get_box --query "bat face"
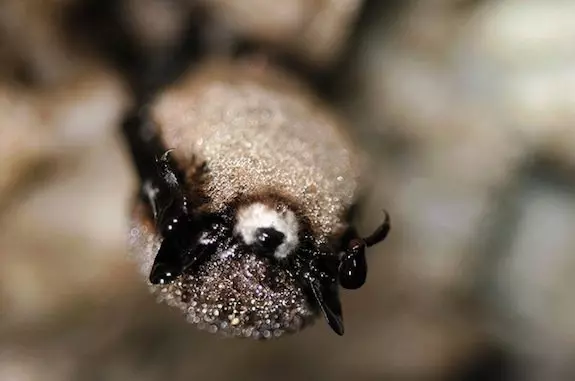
[123,60,390,339]
[128,198,318,339]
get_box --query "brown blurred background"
[1,1,575,380]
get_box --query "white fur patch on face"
[234,203,299,259]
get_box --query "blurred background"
[1,0,575,380]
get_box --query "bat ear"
[309,275,344,336]
[149,237,182,285]
[149,215,196,285]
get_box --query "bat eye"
[254,227,285,254]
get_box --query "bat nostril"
[254,227,285,253]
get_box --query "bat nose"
[254,227,285,253]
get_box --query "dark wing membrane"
[122,109,191,284]
[294,253,344,336]
[121,109,167,187]
[309,275,344,335]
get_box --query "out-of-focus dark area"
[1,0,575,380]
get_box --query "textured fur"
[151,60,363,243]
